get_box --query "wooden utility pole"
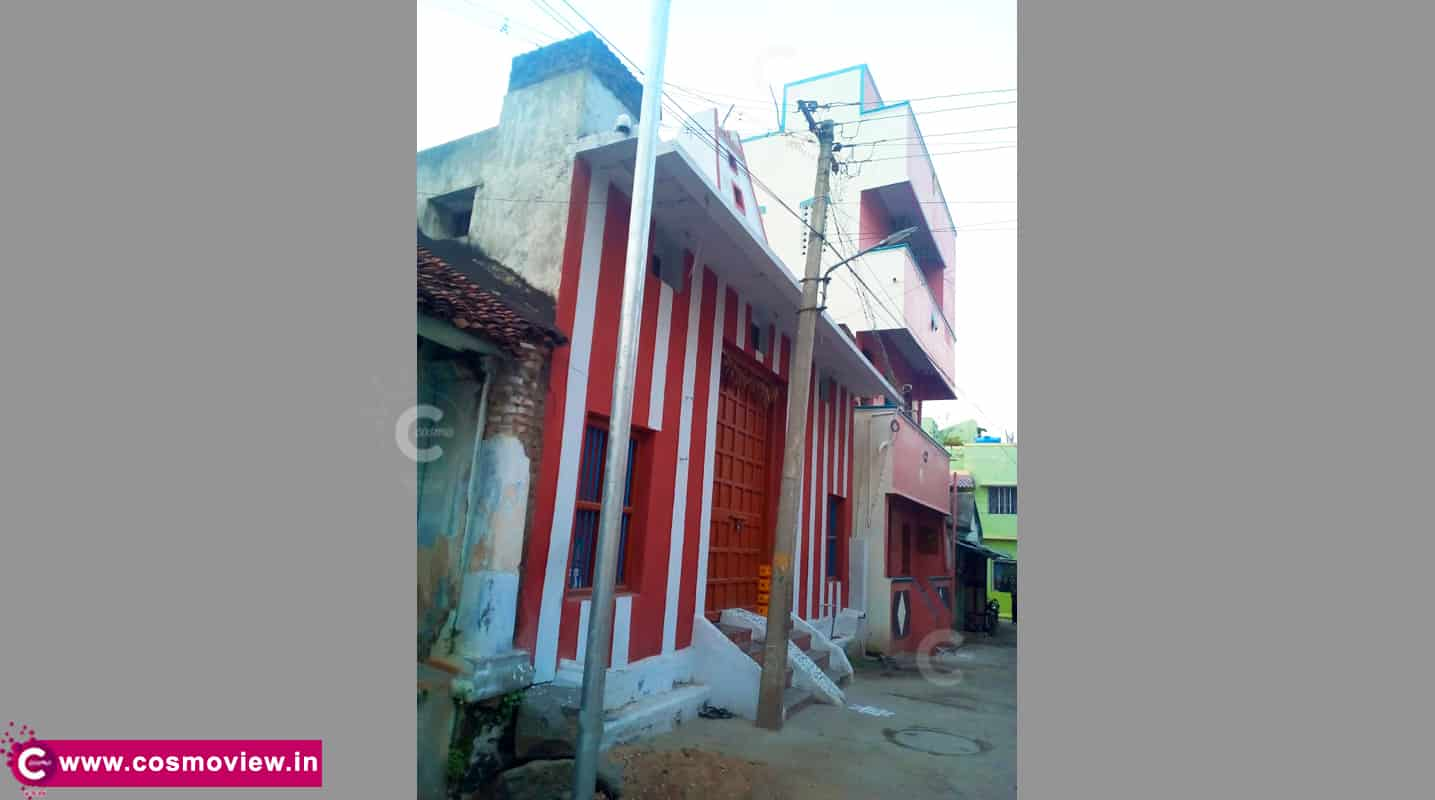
[756,100,833,730]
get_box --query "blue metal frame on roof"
[776,64,872,133]
[741,63,961,238]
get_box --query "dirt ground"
[605,744,788,800]
[611,623,1018,800]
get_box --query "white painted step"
[599,684,711,749]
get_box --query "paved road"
[638,623,1017,799]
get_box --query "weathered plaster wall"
[417,343,486,661]
[417,333,554,667]
[415,128,495,240]
[416,36,639,301]
[453,342,553,661]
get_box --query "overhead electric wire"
[833,99,1017,126]
[530,0,582,36]
[842,125,1017,145]
[843,144,1016,164]
[461,0,568,42]
[432,1,1017,434]
[823,87,1016,107]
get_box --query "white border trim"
[533,171,607,682]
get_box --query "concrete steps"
[782,686,816,718]
[717,620,837,718]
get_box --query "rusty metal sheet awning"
[957,540,1013,562]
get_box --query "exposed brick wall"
[483,340,553,538]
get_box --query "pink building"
[745,65,962,653]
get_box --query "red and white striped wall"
[514,158,858,682]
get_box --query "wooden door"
[706,353,777,618]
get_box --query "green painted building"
[949,432,1017,619]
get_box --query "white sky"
[417,0,1016,436]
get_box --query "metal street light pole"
[571,0,672,796]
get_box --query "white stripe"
[692,277,727,619]
[661,259,705,653]
[534,172,607,682]
[647,283,674,430]
[838,396,849,496]
[576,599,592,664]
[611,595,632,667]
[773,332,783,375]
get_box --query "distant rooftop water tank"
[974,436,1002,443]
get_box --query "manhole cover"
[883,727,987,756]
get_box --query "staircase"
[716,623,833,717]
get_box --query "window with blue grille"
[568,421,639,590]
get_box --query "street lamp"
[819,226,919,308]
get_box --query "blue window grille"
[569,423,638,589]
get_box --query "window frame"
[987,485,1017,516]
[566,417,644,593]
[826,495,843,585]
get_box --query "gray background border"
[1,2,413,797]
[1023,1,1430,796]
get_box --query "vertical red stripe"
[766,323,777,370]
[554,184,636,664]
[838,384,843,496]
[675,267,720,649]
[827,388,837,495]
[815,378,830,617]
[516,159,591,657]
[842,407,854,609]
[779,335,792,382]
[722,286,739,346]
[627,252,695,662]
[799,370,816,619]
[844,389,855,606]
[586,185,633,420]
[848,388,855,497]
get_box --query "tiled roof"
[418,245,564,353]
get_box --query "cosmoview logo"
[14,741,53,787]
[15,744,53,784]
[396,404,450,463]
